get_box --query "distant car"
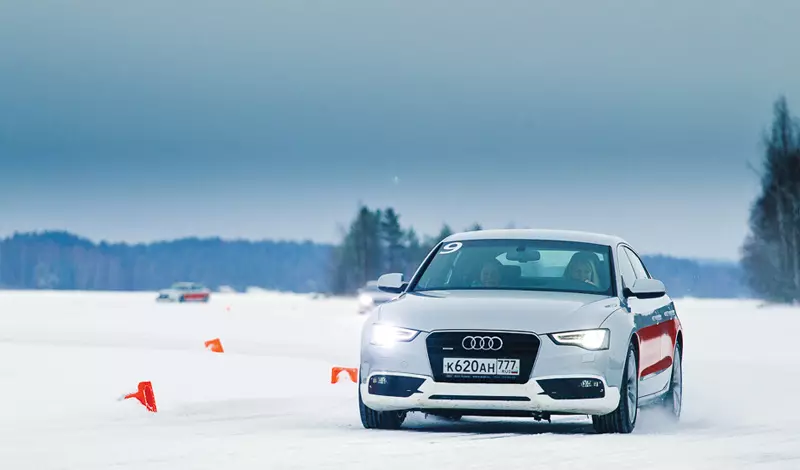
[357,280,397,314]
[358,229,683,434]
[156,282,211,303]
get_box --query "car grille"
[425,331,540,384]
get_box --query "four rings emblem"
[462,336,503,351]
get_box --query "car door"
[616,244,661,393]
[624,248,678,370]
[623,246,674,396]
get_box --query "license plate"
[442,358,520,376]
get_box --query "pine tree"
[380,208,405,274]
[329,206,386,293]
[741,96,800,303]
[351,206,384,287]
[437,224,454,241]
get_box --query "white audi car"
[156,282,211,302]
[358,229,683,434]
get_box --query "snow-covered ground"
[1,290,799,469]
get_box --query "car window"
[616,246,637,289]
[410,238,615,296]
[624,247,650,279]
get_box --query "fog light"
[368,375,425,398]
[537,378,606,400]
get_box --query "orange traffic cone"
[331,367,358,384]
[205,338,224,353]
[123,381,157,412]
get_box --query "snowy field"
[1,290,799,469]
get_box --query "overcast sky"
[2,0,799,260]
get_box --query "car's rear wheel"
[358,375,407,430]
[659,342,682,420]
[592,341,638,434]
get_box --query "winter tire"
[358,375,407,430]
[592,341,638,434]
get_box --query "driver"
[477,259,502,287]
[565,252,599,287]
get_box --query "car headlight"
[370,324,420,347]
[358,294,374,306]
[549,329,610,350]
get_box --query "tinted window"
[411,239,615,296]
[616,246,637,289]
[624,248,650,279]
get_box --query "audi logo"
[461,336,503,351]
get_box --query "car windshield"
[410,239,615,296]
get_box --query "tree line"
[0,231,332,293]
[0,223,747,299]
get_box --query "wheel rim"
[627,349,638,424]
[672,349,682,416]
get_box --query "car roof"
[442,229,629,248]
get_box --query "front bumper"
[360,371,619,415]
[360,329,627,416]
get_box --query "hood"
[375,289,621,334]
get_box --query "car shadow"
[400,415,595,435]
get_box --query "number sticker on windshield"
[440,242,462,254]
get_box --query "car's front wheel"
[358,378,407,430]
[592,341,638,434]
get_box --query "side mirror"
[624,278,666,299]
[377,273,407,294]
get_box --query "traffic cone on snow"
[122,381,157,412]
[205,338,224,353]
[331,367,358,384]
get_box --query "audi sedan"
[155,282,211,302]
[357,229,683,434]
